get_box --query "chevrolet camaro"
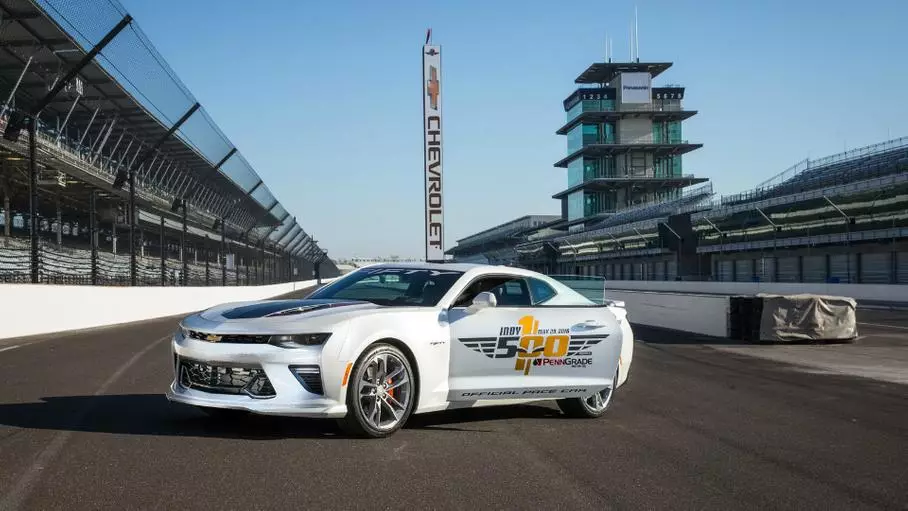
[166,263,634,438]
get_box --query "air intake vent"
[290,365,324,395]
[179,358,276,398]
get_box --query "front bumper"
[165,333,348,419]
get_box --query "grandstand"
[0,0,337,285]
[692,137,908,284]
[450,130,908,283]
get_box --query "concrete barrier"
[603,280,908,304]
[605,289,730,337]
[0,279,333,340]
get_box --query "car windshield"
[307,267,464,306]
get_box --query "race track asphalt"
[0,289,905,511]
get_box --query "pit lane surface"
[0,291,905,511]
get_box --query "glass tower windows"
[582,124,599,146]
[654,156,682,177]
[567,191,584,221]
[567,125,582,154]
[565,97,616,122]
[653,121,683,143]
[568,159,583,187]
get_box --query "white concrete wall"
[603,280,908,304]
[606,289,730,337]
[0,279,333,340]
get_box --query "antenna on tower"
[634,5,640,62]
[628,23,633,61]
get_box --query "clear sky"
[119,0,907,260]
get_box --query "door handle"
[573,320,606,329]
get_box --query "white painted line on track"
[858,322,908,331]
[0,335,170,511]
[0,345,21,353]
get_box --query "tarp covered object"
[756,293,858,342]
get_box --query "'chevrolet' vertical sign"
[422,40,444,261]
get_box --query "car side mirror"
[465,291,496,314]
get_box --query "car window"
[452,275,513,307]
[492,279,532,306]
[527,277,557,304]
[452,275,535,307]
[308,268,464,306]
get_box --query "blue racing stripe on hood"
[220,299,365,319]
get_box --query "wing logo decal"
[458,337,498,359]
[457,316,610,375]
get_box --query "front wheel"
[337,343,416,438]
[557,367,619,418]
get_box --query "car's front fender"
[321,309,451,412]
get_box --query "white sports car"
[166,263,634,438]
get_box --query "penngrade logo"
[458,315,607,375]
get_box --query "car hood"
[187,298,383,331]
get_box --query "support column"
[90,190,98,285]
[0,55,32,121]
[3,173,10,237]
[28,116,38,283]
[260,244,265,284]
[220,219,227,286]
[205,238,210,286]
[181,204,188,285]
[160,215,166,286]
[128,167,137,285]
[56,195,62,248]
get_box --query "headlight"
[175,326,189,340]
[269,333,332,348]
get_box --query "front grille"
[187,331,270,344]
[179,358,276,398]
[290,365,324,395]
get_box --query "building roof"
[554,143,704,168]
[574,62,673,84]
[551,176,710,199]
[556,110,698,135]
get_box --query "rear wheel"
[337,343,416,438]
[557,367,619,418]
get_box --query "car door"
[445,274,621,402]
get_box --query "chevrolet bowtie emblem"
[205,334,222,342]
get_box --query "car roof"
[358,261,491,272]
[357,262,556,279]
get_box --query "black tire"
[337,343,417,438]
[557,367,619,418]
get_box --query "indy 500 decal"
[458,315,608,375]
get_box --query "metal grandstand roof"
[0,0,324,257]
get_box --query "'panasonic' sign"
[619,72,652,104]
